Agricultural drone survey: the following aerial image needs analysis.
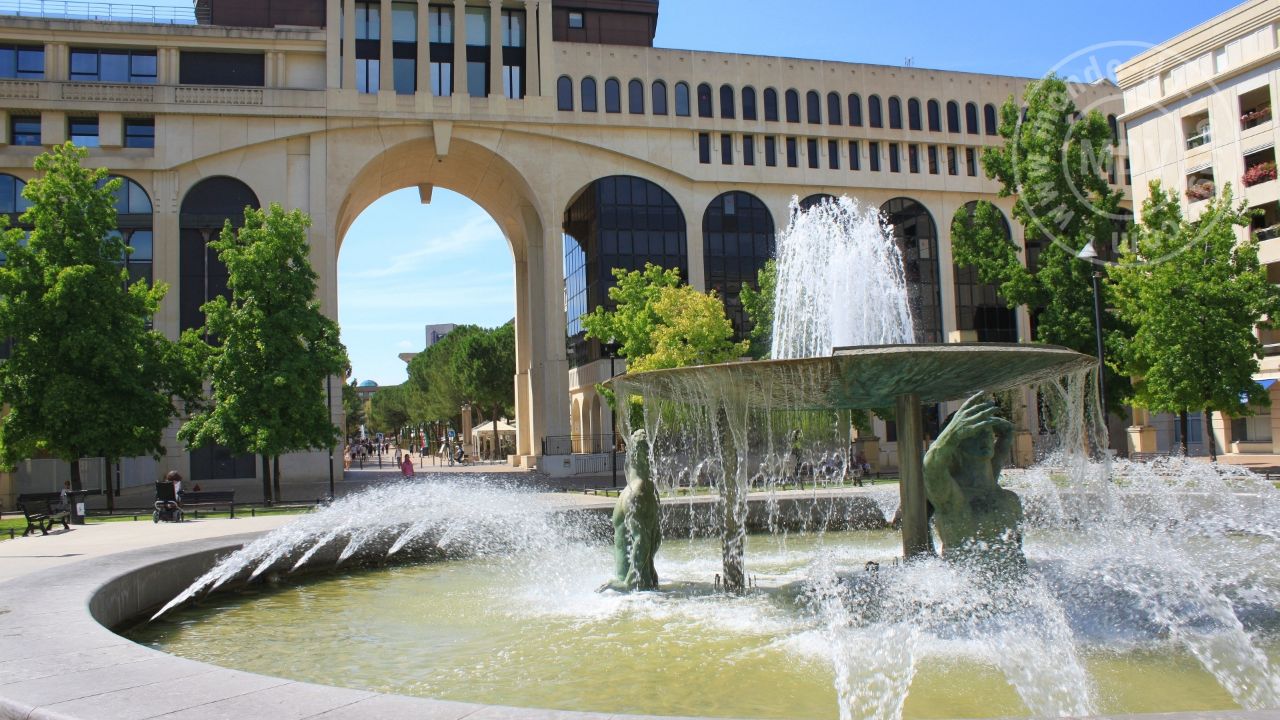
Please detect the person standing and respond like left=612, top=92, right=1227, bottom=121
left=400, top=452, right=414, bottom=478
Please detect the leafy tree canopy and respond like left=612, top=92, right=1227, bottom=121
left=740, top=259, right=776, bottom=360
left=0, top=144, right=200, bottom=488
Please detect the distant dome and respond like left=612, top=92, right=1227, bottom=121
left=358, top=379, right=378, bottom=387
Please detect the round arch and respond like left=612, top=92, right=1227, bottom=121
left=952, top=201, right=1017, bottom=342
left=0, top=173, right=30, bottom=224
left=703, top=190, right=775, bottom=339
left=799, top=193, right=836, bottom=211
left=881, top=197, right=942, bottom=343
left=562, top=174, right=687, bottom=369
left=106, top=175, right=153, bottom=286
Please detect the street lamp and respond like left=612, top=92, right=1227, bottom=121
left=604, top=338, right=622, bottom=488
left=1076, top=241, right=1107, bottom=414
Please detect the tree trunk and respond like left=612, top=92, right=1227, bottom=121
left=104, top=459, right=115, bottom=512
left=1204, top=408, right=1218, bottom=462
left=1178, top=410, right=1190, bottom=456
left=272, top=455, right=281, bottom=499
left=261, top=454, right=273, bottom=505
left=69, top=456, right=81, bottom=491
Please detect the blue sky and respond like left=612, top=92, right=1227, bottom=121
left=142, top=0, right=1243, bottom=384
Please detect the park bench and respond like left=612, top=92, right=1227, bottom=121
left=18, top=495, right=69, bottom=536
left=1130, top=452, right=1171, bottom=463
left=180, top=490, right=237, bottom=518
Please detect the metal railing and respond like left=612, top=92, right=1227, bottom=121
left=0, top=0, right=207, bottom=24
left=542, top=433, right=621, bottom=456
left=1185, top=129, right=1211, bottom=150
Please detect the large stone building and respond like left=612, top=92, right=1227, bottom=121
left=0, top=0, right=1127, bottom=498
left=1119, top=0, right=1280, bottom=456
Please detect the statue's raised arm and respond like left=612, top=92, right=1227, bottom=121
left=922, top=393, right=1025, bottom=567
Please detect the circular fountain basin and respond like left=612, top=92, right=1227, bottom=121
left=126, top=528, right=1277, bottom=720
left=610, top=343, right=1097, bottom=408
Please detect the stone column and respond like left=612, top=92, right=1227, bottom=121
left=896, top=393, right=933, bottom=559
left=488, top=0, right=502, bottom=98
left=415, top=0, right=430, bottom=95
left=341, top=0, right=356, bottom=89
left=379, top=0, right=393, bottom=93
left=685, top=192, right=706, bottom=292
left=536, top=0, right=551, bottom=101
left=452, top=0, right=468, bottom=97
left=523, top=0, right=539, bottom=97
left=325, top=0, right=341, bottom=88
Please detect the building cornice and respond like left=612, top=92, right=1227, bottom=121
left=1116, top=0, right=1279, bottom=90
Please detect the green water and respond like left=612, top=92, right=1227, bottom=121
left=127, top=532, right=1268, bottom=719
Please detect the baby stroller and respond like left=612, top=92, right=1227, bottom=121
left=153, top=482, right=184, bottom=523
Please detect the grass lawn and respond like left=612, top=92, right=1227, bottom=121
left=0, top=504, right=315, bottom=540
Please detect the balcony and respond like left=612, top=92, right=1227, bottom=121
left=1241, top=86, right=1273, bottom=131
left=1244, top=148, right=1278, bottom=188
left=1256, top=223, right=1280, bottom=241
left=0, top=0, right=206, bottom=24
left=1186, top=128, right=1211, bottom=150
left=1186, top=177, right=1215, bottom=202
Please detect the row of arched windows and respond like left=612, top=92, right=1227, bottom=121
left=556, top=76, right=1002, bottom=136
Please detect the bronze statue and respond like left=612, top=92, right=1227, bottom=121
left=602, top=428, right=661, bottom=591
left=922, top=393, right=1025, bottom=568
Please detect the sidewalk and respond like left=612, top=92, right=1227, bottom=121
left=0, top=514, right=296, bottom=583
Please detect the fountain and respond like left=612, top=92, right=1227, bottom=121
left=131, top=195, right=1280, bottom=719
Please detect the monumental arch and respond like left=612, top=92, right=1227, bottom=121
left=0, top=0, right=1127, bottom=495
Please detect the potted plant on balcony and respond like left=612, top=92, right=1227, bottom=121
left=1242, top=106, right=1272, bottom=126
left=1243, top=161, right=1277, bottom=187
left=1186, top=180, right=1215, bottom=201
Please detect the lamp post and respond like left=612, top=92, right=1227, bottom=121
left=1076, top=241, right=1108, bottom=414
left=326, top=374, right=335, bottom=500
left=605, top=339, right=622, bottom=488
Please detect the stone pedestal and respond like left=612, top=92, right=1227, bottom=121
left=896, top=393, right=933, bottom=560
left=1127, top=424, right=1158, bottom=455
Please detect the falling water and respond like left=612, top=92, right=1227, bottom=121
left=772, top=196, right=914, bottom=359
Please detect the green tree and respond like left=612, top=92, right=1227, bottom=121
left=1111, top=182, right=1280, bottom=459
left=180, top=203, right=348, bottom=503
left=740, top=259, right=776, bottom=359
left=343, top=380, right=365, bottom=437
left=0, top=144, right=200, bottom=498
left=406, top=324, right=483, bottom=423
left=368, top=384, right=411, bottom=436
left=951, top=74, right=1131, bottom=413
left=449, top=322, right=515, bottom=460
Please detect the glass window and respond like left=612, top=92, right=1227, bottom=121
left=868, top=95, right=882, bottom=128
left=702, top=191, right=775, bottom=341
left=721, top=134, right=733, bottom=165
left=965, top=102, right=979, bottom=134
left=908, top=144, right=919, bottom=173
left=927, top=99, right=941, bottom=132
left=466, top=60, right=485, bottom=96
left=557, top=76, right=574, bottom=111
left=743, top=136, right=755, bottom=166
left=848, top=140, right=860, bottom=171
left=888, top=96, right=902, bottom=129
left=927, top=145, right=938, bottom=174
left=567, top=11, right=584, bottom=29
left=430, top=61, right=452, bottom=96
left=394, top=58, right=415, bottom=94
left=355, top=1, right=380, bottom=40
left=698, top=133, right=710, bottom=164
left=124, top=118, right=155, bottom=148
left=889, top=143, right=900, bottom=172
left=947, top=101, right=960, bottom=132
left=881, top=197, right=942, bottom=343
left=10, top=116, right=39, bottom=146
left=69, top=117, right=99, bottom=148
left=966, top=147, right=977, bottom=176
left=827, top=92, right=841, bottom=125
left=697, top=83, right=713, bottom=118
left=742, top=87, right=757, bottom=121
left=628, top=79, right=644, bottom=114
left=356, top=58, right=379, bottom=93
left=392, top=2, right=416, bottom=42
left=501, top=9, right=524, bottom=47
left=605, top=78, right=621, bottom=113
left=70, top=49, right=156, bottom=84
left=764, top=88, right=778, bottom=122
left=674, top=82, right=689, bottom=116
left=828, top=139, right=839, bottom=170
left=99, top=52, right=128, bottom=82
left=786, top=137, right=798, bottom=167
left=806, top=91, right=820, bottom=124
left=582, top=77, right=597, bottom=112
left=765, top=136, right=777, bottom=166
left=466, top=7, right=489, bottom=45
left=908, top=98, right=922, bottom=130
left=984, top=104, right=999, bottom=135
left=0, top=45, right=43, bottom=79
left=109, top=176, right=152, bottom=215
left=807, top=138, right=819, bottom=168
left=785, top=89, right=800, bottom=123
left=720, top=84, right=735, bottom=119
left=0, top=174, right=29, bottom=215
left=429, top=7, right=453, bottom=43
left=947, top=146, right=958, bottom=175
left=848, top=94, right=862, bottom=126
left=953, top=201, right=1016, bottom=342
left=651, top=81, right=667, bottom=115
left=868, top=141, right=880, bottom=171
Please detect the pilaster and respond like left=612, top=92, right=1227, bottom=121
left=341, top=0, right=356, bottom=90
left=488, top=0, right=502, bottom=98
left=523, top=0, right=539, bottom=98
left=326, top=0, right=341, bottom=88
left=452, top=0, right=468, bottom=98
left=415, top=0, right=430, bottom=96
left=379, top=0, right=393, bottom=93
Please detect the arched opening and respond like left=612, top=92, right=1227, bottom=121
left=927, top=99, right=941, bottom=132
left=985, top=103, right=999, bottom=135
left=180, top=175, right=261, bottom=481
left=697, top=82, right=713, bottom=118
left=703, top=191, right=774, bottom=341
left=628, top=78, right=644, bottom=114
left=868, top=94, right=883, bottom=128
left=557, top=75, right=573, bottom=111
left=888, top=96, right=902, bottom=129
left=826, top=92, right=842, bottom=126
left=764, top=88, right=779, bottom=122
left=806, top=90, right=821, bottom=124
left=0, top=173, right=30, bottom=228
left=651, top=80, right=667, bottom=115
left=581, top=76, right=597, bottom=112
left=946, top=100, right=960, bottom=132
left=848, top=93, right=862, bottom=126
left=952, top=201, right=1017, bottom=342
left=604, top=77, right=621, bottom=113
left=881, top=197, right=942, bottom=343
left=742, top=86, right=757, bottom=121
left=563, top=175, right=687, bottom=369
left=785, top=89, right=800, bottom=123
left=674, top=81, right=690, bottom=117
left=907, top=98, right=922, bottom=131
left=720, top=84, right=735, bottom=119
left=965, top=102, right=979, bottom=134
left=107, top=175, right=153, bottom=285
left=799, top=193, right=836, bottom=211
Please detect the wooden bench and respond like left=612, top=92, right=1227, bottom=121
left=1130, top=452, right=1171, bottom=463
left=180, top=490, right=237, bottom=518
left=18, top=497, right=69, bottom=536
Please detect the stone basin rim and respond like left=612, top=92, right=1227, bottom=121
left=0, top=525, right=1270, bottom=720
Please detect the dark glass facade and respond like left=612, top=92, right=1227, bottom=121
left=881, top=197, right=942, bottom=343
left=953, top=201, right=1017, bottom=342
left=703, top=191, right=774, bottom=341
left=563, top=175, right=687, bottom=367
